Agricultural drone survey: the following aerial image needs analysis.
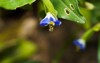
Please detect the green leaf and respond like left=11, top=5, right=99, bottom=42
left=51, top=0, right=85, bottom=23
left=14, top=39, right=37, bottom=59
left=0, top=0, right=36, bottom=10
left=0, top=39, right=38, bottom=63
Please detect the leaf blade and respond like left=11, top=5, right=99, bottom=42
left=51, top=0, right=85, bottom=23
left=0, top=0, right=36, bottom=10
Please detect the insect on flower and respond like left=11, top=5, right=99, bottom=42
left=73, top=39, right=86, bottom=50
left=40, top=12, right=61, bottom=31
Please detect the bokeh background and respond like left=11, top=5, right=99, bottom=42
left=0, top=0, right=99, bottom=63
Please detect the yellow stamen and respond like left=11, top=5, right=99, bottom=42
left=49, top=21, right=55, bottom=32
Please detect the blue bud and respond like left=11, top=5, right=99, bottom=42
left=73, top=39, right=85, bottom=50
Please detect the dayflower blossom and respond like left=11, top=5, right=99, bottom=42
left=40, top=12, right=61, bottom=31
left=73, top=39, right=86, bottom=50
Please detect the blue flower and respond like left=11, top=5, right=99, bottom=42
left=40, top=12, right=61, bottom=27
left=73, top=39, right=85, bottom=50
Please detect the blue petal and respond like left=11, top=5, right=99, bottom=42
left=54, top=20, right=62, bottom=26
left=40, top=18, right=50, bottom=26
left=50, top=17, right=55, bottom=21
left=73, top=40, right=85, bottom=50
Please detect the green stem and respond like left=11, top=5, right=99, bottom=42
left=81, top=23, right=100, bottom=41
left=42, top=0, right=57, bottom=16
left=93, top=23, right=100, bottom=32
left=81, top=28, right=94, bottom=41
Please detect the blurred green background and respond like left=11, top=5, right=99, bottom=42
left=0, top=0, right=99, bottom=63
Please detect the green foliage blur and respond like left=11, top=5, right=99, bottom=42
left=0, top=0, right=99, bottom=63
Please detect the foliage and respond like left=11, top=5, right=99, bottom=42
left=51, top=0, right=85, bottom=23
left=0, top=0, right=99, bottom=63
left=0, top=0, right=36, bottom=9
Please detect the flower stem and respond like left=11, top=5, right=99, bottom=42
left=81, top=28, right=94, bottom=41
left=42, top=0, right=57, bottom=17
left=81, top=23, right=100, bottom=41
